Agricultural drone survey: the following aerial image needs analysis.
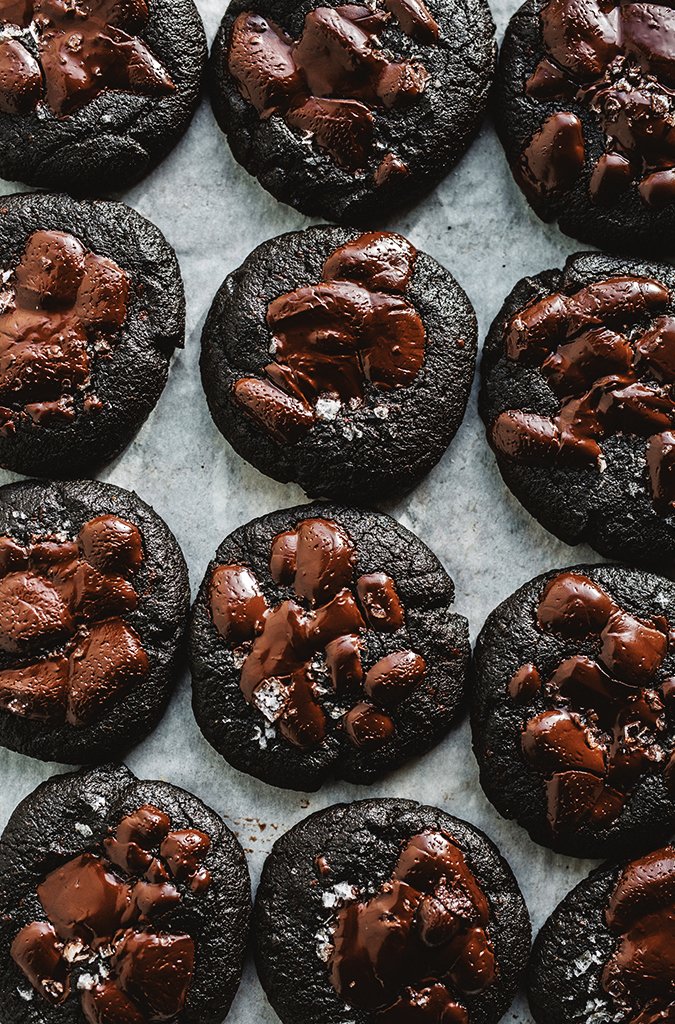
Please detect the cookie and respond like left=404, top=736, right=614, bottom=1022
left=189, top=502, right=470, bottom=791
left=0, top=763, right=251, bottom=1024
left=255, top=798, right=531, bottom=1024
left=0, top=192, right=185, bottom=478
left=495, top=0, right=675, bottom=255
left=528, top=844, right=675, bottom=1024
left=201, top=226, right=477, bottom=502
left=472, top=562, right=675, bottom=859
left=0, top=478, right=190, bottom=764
left=209, top=0, right=496, bottom=223
left=480, top=250, right=675, bottom=571
left=0, top=0, right=206, bottom=194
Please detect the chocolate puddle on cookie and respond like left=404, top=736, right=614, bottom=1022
left=0, top=228, right=131, bottom=435
left=507, top=571, right=675, bottom=836
left=231, top=232, right=426, bottom=444
left=316, top=830, right=496, bottom=1024
left=0, top=513, right=150, bottom=726
left=11, top=803, right=211, bottom=1022
left=600, top=845, right=675, bottom=1024
left=518, top=0, right=675, bottom=209
left=489, top=274, right=675, bottom=515
left=0, top=0, right=175, bottom=117
left=209, top=516, right=426, bottom=753
left=227, top=0, right=439, bottom=180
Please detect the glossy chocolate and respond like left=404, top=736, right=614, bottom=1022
left=232, top=232, right=425, bottom=444
left=10, top=803, right=210, bottom=1021
left=601, top=846, right=675, bottom=1022
left=327, top=830, right=495, bottom=1020
left=490, top=275, right=675, bottom=514
left=0, top=0, right=175, bottom=117
left=509, top=571, right=671, bottom=835
left=209, top=516, right=425, bottom=753
left=0, top=229, right=130, bottom=435
left=0, top=513, right=149, bottom=726
left=522, top=0, right=675, bottom=208
left=227, top=0, right=438, bottom=174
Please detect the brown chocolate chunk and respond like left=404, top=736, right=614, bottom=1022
left=227, top=3, right=432, bottom=172
left=232, top=232, right=424, bottom=446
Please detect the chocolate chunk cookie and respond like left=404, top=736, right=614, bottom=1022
left=255, top=798, right=531, bottom=1024
left=472, top=563, right=675, bottom=859
left=209, top=0, right=496, bottom=223
left=189, top=503, right=470, bottom=791
left=0, top=763, right=251, bottom=1024
left=0, top=0, right=206, bottom=193
left=480, top=250, right=675, bottom=571
left=0, top=478, right=189, bottom=764
left=495, top=0, right=675, bottom=255
left=201, top=226, right=477, bottom=502
left=528, top=844, right=675, bottom=1024
left=0, top=192, right=185, bottom=478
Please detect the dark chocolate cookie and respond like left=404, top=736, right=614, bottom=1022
left=528, top=844, right=675, bottom=1024
left=480, top=250, right=675, bottom=571
left=0, top=478, right=190, bottom=764
left=255, top=798, right=531, bottom=1024
left=495, top=0, right=675, bottom=255
left=0, top=0, right=206, bottom=194
left=472, top=563, right=675, bottom=859
left=201, top=226, right=477, bottom=502
left=209, top=0, right=496, bottom=223
left=0, top=763, right=251, bottom=1024
left=0, top=192, right=185, bottom=478
left=189, top=502, right=470, bottom=791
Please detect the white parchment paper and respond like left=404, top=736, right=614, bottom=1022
left=0, top=2, right=606, bottom=1020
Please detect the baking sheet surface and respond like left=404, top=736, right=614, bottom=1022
left=0, top=3, right=604, bottom=1020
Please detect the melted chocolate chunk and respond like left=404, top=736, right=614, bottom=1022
left=510, top=571, right=671, bottom=836
left=11, top=803, right=211, bottom=1021
left=227, top=1, right=437, bottom=173
left=0, top=0, right=175, bottom=117
left=209, top=516, right=425, bottom=753
left=601, top=846, right=675, bottom=1023
left=490, top=275, right=675, bottom=515
left=232, top=232, right=425, bottom=445
left=0, top=229, right=130, bottom=435
left=328, top=830, right=495, bottom=1019
left=522, top=0, right=675, bottom=208
left=0, top=513, right=149, bottom=726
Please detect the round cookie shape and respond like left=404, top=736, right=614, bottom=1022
left=0, top=0, right=206, bottom=193
left=189, top=502, right=470, bottom=791
left=495, top=0, right=675, bottom=255
left=255, top=798, right=531, bottom=1024
left=209, top=0, right=496, bottom=223
left=528, top=845, right=675, bottom=1024
left=0, top=478, right=190, bottom=764
left=480, top=249, right=675, bottom=571
left=201, top=226, right=477, bottom=502
left=0, top=192, right=185, bottom=478
left=472, top=562, right=675, bottom=859
left=0, top=763, right=251, bottom=1024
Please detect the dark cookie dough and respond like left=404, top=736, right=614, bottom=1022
left=0, top=192, right=185, bottom=479
left=0, top=763, right=251, bottom=1024
left=255, top=798, right=531, bottom=1024
left=189, top=502, right=470, bottom=791
left=495, top=0, right=675, bottom=255
left=209, top=0, right=496, bottom=223
left=472, top=562, right=675, bottom=859
left=528, top=844, right=675, bottom=1024
left=0, top=478, right=190, bottom=764
left=201, top=226, right=477, bottom=502
left=0, top=0, right=206, bottom=194
left=480, top=250, right=675, bottom=572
